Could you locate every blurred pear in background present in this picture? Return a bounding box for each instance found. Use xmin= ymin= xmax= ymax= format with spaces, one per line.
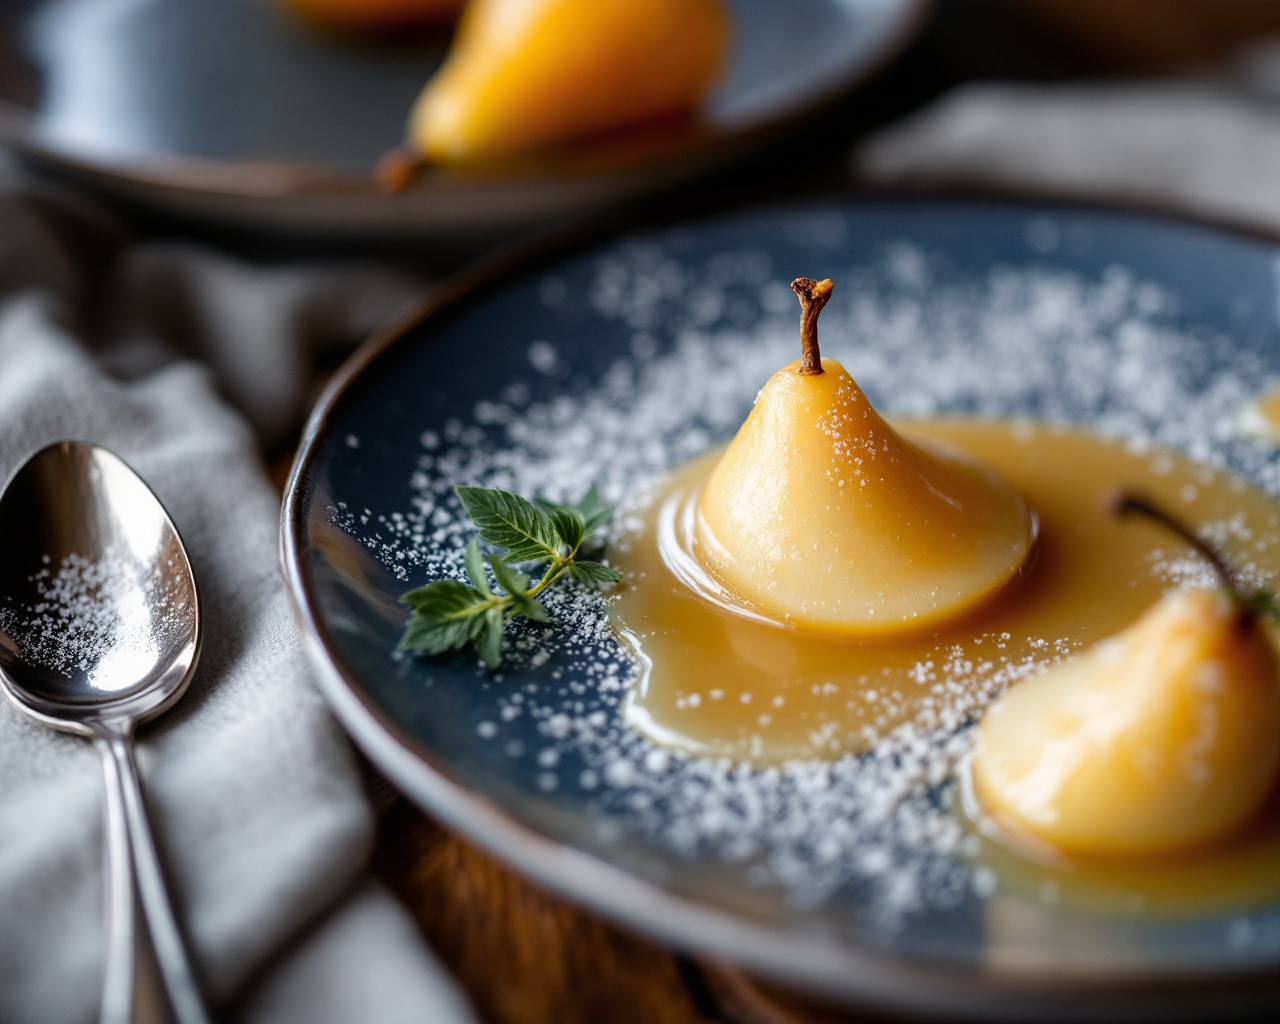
xmin=408 ymin=0 xmax=729 ymax=161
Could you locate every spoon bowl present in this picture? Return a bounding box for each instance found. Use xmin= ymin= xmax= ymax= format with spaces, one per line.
xmin=0 ymin=440 xmax=209 ymax=1024
xmin=0 ymin=441 xmax=200 ymax=726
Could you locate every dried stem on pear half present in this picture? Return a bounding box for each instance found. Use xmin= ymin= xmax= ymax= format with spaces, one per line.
xmin=1112 ymin=490 xmax=1278 ymax=628
xmin=792 ymin=277 xmax=833 ymax=375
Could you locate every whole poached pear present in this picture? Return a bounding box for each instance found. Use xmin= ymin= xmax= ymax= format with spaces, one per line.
xmin=409 ymin=0 xmax=729 ymax=161
xmin=973 ymin=498 xmax=1280 ymax=859
xmin=695 ymin=278 xmax=1035 ymax=635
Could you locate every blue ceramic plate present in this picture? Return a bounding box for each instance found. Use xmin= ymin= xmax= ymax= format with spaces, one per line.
xmin=0 ymin=0 xmax=922 ymax=238
xmin=284 ymin=199 xmax=1280 ymax=1021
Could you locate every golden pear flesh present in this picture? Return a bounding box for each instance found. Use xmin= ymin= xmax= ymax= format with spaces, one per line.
xmin=409 ymin=0 xmax=729 ymax=161
xmin=973 ymin=589 xmax=1280 ymax=858
xmin=695 ymin=356 xmax=1035 ymax=634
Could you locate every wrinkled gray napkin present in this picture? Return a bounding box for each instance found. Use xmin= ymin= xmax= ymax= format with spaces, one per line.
xmin=852 ymin=46 xmax=1280 ymax=235
xmin=0 ymin=176 xmax=475 ymax=1024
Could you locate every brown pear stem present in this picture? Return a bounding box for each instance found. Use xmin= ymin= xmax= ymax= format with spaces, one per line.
xmin=375 ymin=145 xmax=426 ymax=194
xmin=1111 ymin=491 xmax=1254 ymax=618
xmin=791 ymin=277 xmax=833 ymax=375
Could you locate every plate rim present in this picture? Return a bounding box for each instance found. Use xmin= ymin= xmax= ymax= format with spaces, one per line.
xmin=280 ymin=192 xmax=1280 ymax=1021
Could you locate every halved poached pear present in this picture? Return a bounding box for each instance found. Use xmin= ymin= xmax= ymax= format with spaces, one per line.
xmin=695 ymin=279 xmax=1035 ymax=635
xmin=973 ymin=496 xmax=1280 ymax=859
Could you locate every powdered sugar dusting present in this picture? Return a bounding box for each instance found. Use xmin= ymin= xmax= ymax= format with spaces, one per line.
xmin=345 ymin=226 xmax=1280 ymax=926
xmin=0 ymin=547 xmax=187 ymax=689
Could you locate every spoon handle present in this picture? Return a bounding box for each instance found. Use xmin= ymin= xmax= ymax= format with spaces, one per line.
xmin=95 ymin=736 xmax=136 ymax=1024
xmin=97 ymin=732 xmax=213 ymax=1024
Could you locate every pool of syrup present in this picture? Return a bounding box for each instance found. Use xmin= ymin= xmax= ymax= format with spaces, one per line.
xmin=611 ymin=421 xmax=1280 ymax=764
xmin=610 ymin=420 xmax=1280 ymax=917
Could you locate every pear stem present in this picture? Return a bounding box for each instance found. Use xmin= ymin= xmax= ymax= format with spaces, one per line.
xmin=1112 ymin=491 xmax=1252 ymax=613
xmin=791 ymin=277 xmax=833 ymax=375
xmin=375 ymin=145 xmax=426 ymax=194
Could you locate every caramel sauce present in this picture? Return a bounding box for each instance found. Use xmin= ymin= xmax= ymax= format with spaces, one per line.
xmin=611 ymin=420 xmax=1280 ymax=915
xmin=612 ymin=421 xmax=1280 ymax=764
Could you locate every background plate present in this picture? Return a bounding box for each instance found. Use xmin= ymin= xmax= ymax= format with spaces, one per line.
xmin=284 ymin=199 xmax=1280 ymax=1021
xmin=0 ymin=0 xmax=923 ymax=237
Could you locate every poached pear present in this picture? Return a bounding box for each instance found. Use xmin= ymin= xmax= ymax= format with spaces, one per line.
xmin=408 ymin=0 xmax=729 ymax=161
xmin=972 ymin=495 xmax=1280 ymax=858
xmin=695 ymin=278 xmax=1035 ymax=635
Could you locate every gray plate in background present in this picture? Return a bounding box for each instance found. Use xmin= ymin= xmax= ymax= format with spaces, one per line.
xmin=0 ymin=0 xmax=924 ymax=237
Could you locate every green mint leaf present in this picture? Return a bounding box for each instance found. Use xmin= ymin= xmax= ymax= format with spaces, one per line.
xmin=398 ymin=579 xmax=490 ymax=654
xmin=488 ymin=553 xmax=549 ymax=622
xmin=400 ymin=615 xmax=468 ymax=655
xmin=581 ymin=506 xmax=614 ymax=537
xmin=488 ymin=554 xmax=530 ymax=596
xmin=455 ymin=486 xmax=560 ymax=562
xmin=535 ymin=496 xmax=572 ymax=516
xmin=510 ymin=593 xmax=551 ymax=623
xmin=534 ymin=498 xmax=586 ymax=549
xmin=463 ymin=537 xmax=491 ymax=595
xmin=400 ymin=577 xmax=487 ymax=614
xmin=575 ymin=484 xmax=601 ymax=518
xmin=536 ymin=487 xmax=610 ymax=543
xmin=569 ymin=560 xmax=621 ymax=584
xmin=549 ymin=508 xmax=584 ymax=552
xmin=476 ymin=606 xmax=504 ymax=668
xmin=403 ymin=482 xmax=616 ymax=669
xmin=538 ymin=486 xmax=599 ymax=518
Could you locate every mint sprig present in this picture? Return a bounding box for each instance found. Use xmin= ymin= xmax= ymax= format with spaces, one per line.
xmin=399 ymin=485 xmax=620 ymax=668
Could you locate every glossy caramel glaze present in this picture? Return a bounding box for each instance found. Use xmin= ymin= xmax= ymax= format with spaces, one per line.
xmin=612 ymin=421 xmax=1280 ymax=766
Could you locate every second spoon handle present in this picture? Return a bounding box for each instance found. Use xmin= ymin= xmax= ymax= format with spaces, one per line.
xmin=100 ymin=731 xmax=212 ymax=1024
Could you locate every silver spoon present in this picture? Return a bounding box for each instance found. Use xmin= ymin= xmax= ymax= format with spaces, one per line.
xmin=0 ymin=441 xmax=210 ymax=1024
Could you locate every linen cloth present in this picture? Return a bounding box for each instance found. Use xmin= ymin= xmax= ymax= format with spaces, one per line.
xmin=851 ymin=46 xmax=1280 ymax=236
xmin=0 ymin=175 xmax=474 ymax=1024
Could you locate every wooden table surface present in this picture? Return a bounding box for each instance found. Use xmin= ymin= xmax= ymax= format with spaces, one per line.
xmin=373 ymin=799 xmax=906 ymax=1024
